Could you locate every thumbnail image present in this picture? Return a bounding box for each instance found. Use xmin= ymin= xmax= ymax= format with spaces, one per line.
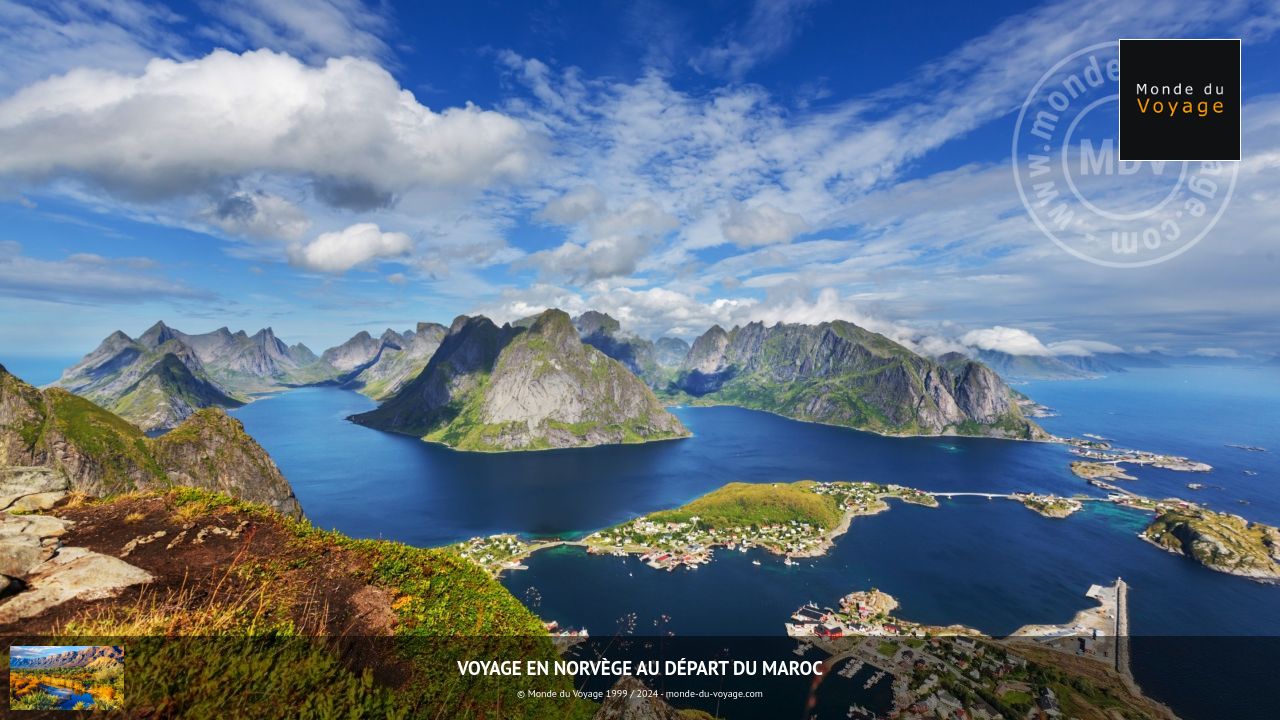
xmin=8 ymin=646 xmax=124 ymax=711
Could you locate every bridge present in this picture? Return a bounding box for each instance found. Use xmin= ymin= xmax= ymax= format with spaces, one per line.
xmin=931 ymin=492 xmax=1017 ymax=500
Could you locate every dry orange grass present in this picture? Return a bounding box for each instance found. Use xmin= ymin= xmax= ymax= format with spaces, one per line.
xmin=10 ymin=674 xmax=41 ymax=698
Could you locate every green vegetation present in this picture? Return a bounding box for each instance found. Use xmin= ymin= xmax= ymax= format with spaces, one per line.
xmin=51 ymin=488 xmax=593 ymax=719
xmin=671 ymin=319 xmax=1042 ymax=439
xmin=45 ymin=388 xmax=168 ymax=492
xmin=647 ymin=481 xmax=843 ymax=530
xmin=360 ymin=310 xmax=687 ymax=452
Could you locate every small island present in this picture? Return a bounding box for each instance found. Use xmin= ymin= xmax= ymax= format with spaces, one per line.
xmin=1014 ymin=493 xmax=1083 ymax=518
xmin=1070 ymin=461 xmax=1136 ymax=481
xmin=1143 ymin=506 xmax=1280 ymax=582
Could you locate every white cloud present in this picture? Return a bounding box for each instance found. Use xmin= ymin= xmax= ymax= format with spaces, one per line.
xmin=0 ymin=49 xmax=537 ymax=206
xmin=526 ymin=199 xmax=677 ymax=282
xmin=0 ymin=240 xmax=208 ymax=303
xmin=288 ymin=223 xmax=412 ymax=273
xmin=539 ymin=186 xmax=606 ymax=224
xmin=1046 ymin=339 xmax=1125 ymax=357
xmin=960 ymin=326 xmax=1052 ymax=356
xmin=720 ymin=202 xmax=810 ymax=247
xmin=691 ymin=0 xmax=821 ymax=78
xmin=199 ymin=0 xmax=395 ymax=65
xmin=1189 ymin=347 xmax=1242 ymax=358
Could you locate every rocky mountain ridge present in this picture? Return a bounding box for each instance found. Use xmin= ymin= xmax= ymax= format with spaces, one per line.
xmin=672 ymin=321 xmax=1044 ymax=439
xmin=51 ymin=322 xmax=335 ymax=432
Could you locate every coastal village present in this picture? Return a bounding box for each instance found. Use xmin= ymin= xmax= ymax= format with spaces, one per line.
xmin=584 ymin=482 xmax=940 ymax=571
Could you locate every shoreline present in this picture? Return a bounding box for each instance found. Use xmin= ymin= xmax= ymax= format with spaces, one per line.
xmin=673 ymin=400 xmax=1062 ymax=445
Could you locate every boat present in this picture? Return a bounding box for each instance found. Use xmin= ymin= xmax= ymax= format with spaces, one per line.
xmin=752 ymin=560 xmax=761 ymax=566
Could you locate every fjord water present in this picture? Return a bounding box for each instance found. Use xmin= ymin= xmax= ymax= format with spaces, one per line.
xmin=230 ymin=366 xmax=1280 ymax=720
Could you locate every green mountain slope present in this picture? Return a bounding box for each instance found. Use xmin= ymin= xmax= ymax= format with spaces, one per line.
xmin=672 ymin=321 xmax=1044 ymax=439
xmin=353 ymin=309 xmax=689 ymax=451
xmin=1 ymin=365 xmax=300 ymax=516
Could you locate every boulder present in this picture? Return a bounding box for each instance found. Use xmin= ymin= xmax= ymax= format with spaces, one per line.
xmin=0 ymin=466 xmax=69 ymax=512
xmin=0 ymin=546 xmax=153 ymax=624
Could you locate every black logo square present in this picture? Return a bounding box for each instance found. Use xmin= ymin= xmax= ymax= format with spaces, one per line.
xmin=1119 ymin=39 xmax=1240 ymax=161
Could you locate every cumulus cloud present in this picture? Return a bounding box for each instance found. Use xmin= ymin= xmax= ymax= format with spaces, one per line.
xmin=203 ymin=191 xmax=311 ymax=241
xmin=288 ymin=223 xmax=412 ymax=273
xmin=0 ymin=49 xmax=537 ymax=206
xmin=539 ymin=186 xmax=606 ymax=224
xmin=476 ymin=283 xmax=967 ymax=357
xmin=720 ymin=202 xmax=810 ymax=247
xmin=960 ymin=326 xmax=1052 ymax=356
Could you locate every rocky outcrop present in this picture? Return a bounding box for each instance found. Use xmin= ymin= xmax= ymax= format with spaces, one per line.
xmin=1144 ymin=507 xmax=1280 ymax=582
xmin=0 ymin=466 xmax=69 ymax=512
xmin=1 ymin=365 xmax=303 ymax=518
xmin=353 ymin=310 xmax=689 ymax=451
xmin=2 ymin=509 xmax=151 ymax=624
xmin=673 ymin=321 xmax=1043 ymax=439
xmin=654 ymin=337 xmax=691 ymax=368
xmin=0 ymin=543 xmax=153 ymax=624
xmin=151 ymin=409 xmax=302 ymax=519
xmin=321 ymin=330 xmax=384 ymax=371
xmin=573 ymin=311 xmax=675 ymax=389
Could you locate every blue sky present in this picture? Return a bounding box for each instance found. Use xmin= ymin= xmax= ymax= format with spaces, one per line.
xmin=1 ymin=0 xmax=1279 ymax=363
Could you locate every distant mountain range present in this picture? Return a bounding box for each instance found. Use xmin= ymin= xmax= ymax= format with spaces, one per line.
xmin=971 ymin=350 xmax=1124 ymax=381
xmin=50 ymin=320 xmax=452 ymax=432
xmin=48 ymin=310 xmax=1066 ymax=447
xmin=324 ymin=323 xmax=448 ymax=400
xmin=352 ymin=310 xmax=689 ymax=451
xmin=51 ymin=322 xmax=334 ymax=431
xmin=10 ymin=645 xmax=123 ymax=670
xmin=666 ymin=322 xmax=1044 ymax=439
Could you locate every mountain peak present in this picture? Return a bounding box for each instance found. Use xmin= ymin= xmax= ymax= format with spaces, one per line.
xmin=353 ymin=309 xmax=687 ymax=451
xmin=574 ymin=310 xmax=620 ymax=337
xmin=528 ymin=308 xmax=575 ymax=337
xmin=138 ymin=320 xmax=179 ymax=348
